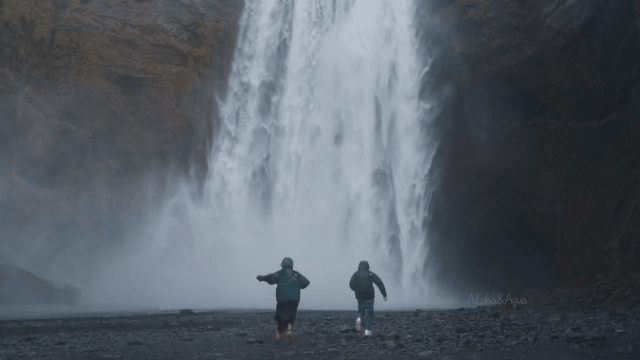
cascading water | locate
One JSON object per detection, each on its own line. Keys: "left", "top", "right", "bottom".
{"left": 92, "top": 0, "right": 441, "bottom": 310}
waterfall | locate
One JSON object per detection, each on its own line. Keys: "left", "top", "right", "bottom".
{"left": 93, "top": 0, "right": 439, "bottom": 310}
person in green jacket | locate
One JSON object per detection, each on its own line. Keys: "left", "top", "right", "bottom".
{"left": 257, "top": 257, "right": 310, "bottom": 344}
{"left": 349, "top": 260, "right": 387, "bottom": 336}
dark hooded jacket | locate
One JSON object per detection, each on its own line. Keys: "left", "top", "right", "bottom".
{"left": 349, "top": 261, "right": 387, "bottom": 301}
{"left": 262, "top": 259, "right": 310, "bottom": 303}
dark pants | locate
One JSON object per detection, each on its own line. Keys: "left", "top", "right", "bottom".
{"left": 275, "top": 300, "right": 299, "bottom": 330}
{"left": 357, "top": 300, "right": 374, "bottom": 329}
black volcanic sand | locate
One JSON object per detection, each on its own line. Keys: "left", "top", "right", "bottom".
{"left": 1, "top": 304, "right": 639, "bottom": 360}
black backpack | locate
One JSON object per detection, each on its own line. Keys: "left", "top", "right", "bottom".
{"left": 357, "top": 271, "right": 374, "bottom": 295}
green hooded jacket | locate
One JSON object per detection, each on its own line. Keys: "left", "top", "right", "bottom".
{"left": 261, "top": 259, "right": 310, "bottom": 303}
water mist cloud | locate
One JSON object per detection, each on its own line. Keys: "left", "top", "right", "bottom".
{"left": 86, "top": 0, "right": 462, "bottom": 312}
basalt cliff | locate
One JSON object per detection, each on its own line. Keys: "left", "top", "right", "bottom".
{"left": 0, "top": 0, "right": 243, "bottom": 286}
{"left": 421, "top": 0, "right": 640, "bottom": 296}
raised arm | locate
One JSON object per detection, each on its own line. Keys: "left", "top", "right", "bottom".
{"left": 258, "top": 271, "right": 280, "bottom": 285}
{"left": 372, "top": 273, "right": 387, "bottom": 297}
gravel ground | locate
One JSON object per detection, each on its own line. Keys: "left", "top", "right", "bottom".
{"left": 0, "top": 303, "right": 638, "bottom": 360}
{"left": 2, "top": 275, "right": 640, "bottom": 359}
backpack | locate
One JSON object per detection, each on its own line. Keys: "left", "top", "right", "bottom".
{"left": 357, "top": 272, "right": 374, "bottom": 295}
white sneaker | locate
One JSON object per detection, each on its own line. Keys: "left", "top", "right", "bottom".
{"left": 364, "top": 329, "right": 372, "bottom": 336}
{"left": 286, "top": 323, "right": 294, "bottom": 345}
{"left": 355, "top": 317, "right": 361, "bottom": 331}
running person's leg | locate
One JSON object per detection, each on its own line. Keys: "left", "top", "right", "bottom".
{"left": 364, "top": 300, "right": 374, "bottom": 329}
{"left": 356, "top": 300, "right": 366, "bottom": 331}
{"left": 283, "top": 301, "right": 299, "bottom": 344}
{"left": 274, "top": 302, "right": 288, "bottom": 339}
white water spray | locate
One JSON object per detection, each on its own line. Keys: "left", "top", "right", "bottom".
{"left": 92, "top": 0, "right": 443, "bottom": 310}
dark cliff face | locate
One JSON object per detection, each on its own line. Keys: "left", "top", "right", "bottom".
{"left": 419, "top": 0, "right": 640, "bottom": 296}
{"left": 0, "top": 0, "right": 243, "bottom": 277}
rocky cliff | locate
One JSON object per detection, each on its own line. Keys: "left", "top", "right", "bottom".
{"left": 0, "top": 262, "right": 81, "bottom": 305}
{"left": 420, "top": 0, "right": 640, "bottom": 296}
{"left": 0, "top": 0, "right": 243, "bottom": 277}
{"left": 2, "top": 0, "right": 638, "bottom": 300}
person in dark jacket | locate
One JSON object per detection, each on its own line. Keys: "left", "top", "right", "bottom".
{"left": 349, "top": 260, "right": 387, "bottom": 336}
{"left": 257, "top": 257, "right": 310, "bottom": 344}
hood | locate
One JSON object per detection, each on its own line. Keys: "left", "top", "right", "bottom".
{"left": 281, "top": 257, "right": 293, "bottom": 270}
{"left": 358, "top": 261, "right": 369, "bottom": 271}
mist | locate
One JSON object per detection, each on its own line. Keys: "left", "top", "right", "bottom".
{"left": 78, "top": 0, "right": 459, "bottom": 312}
{"left": 1, "top": 0, "right": 466, "bottom": 315}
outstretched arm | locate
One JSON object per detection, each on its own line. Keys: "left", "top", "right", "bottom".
{"left": 298, "top": 272, "right": 310, "bottom": 289}
{"left": 257, "top": 272, "right": 280, "bottom": 285}
{"left": 372, "top": 273, "right": 387, "bottom": 297}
